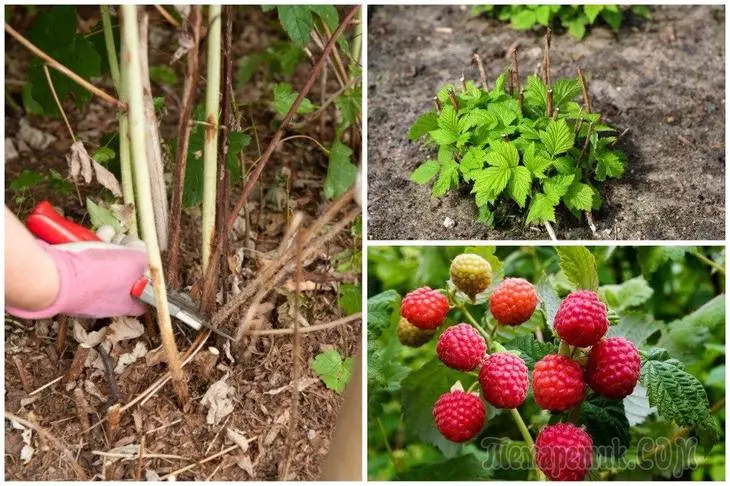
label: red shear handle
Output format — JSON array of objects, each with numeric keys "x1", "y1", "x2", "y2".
[{"x1": 26, "y1": 201, "x2": 101, "y2": 244}]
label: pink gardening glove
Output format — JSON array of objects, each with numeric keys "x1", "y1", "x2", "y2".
[{"x1": 5, "y1": 240, "x2": 148, "y2": 319}]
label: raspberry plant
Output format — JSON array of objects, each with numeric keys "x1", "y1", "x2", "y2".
[
  {"x1": 368, "y1": 246, "x2": 724, "y2": 480},
  {"x1": 407, "y1": 32, "x2": 626, "y2": 236},
  {"x1": 471, "y1": 5, "x2": 652, "y2": 40}
]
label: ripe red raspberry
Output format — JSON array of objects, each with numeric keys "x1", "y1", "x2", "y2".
[
  {"x1": 433, "y1": 390, "x2": 485, "y2": 443},
  {"x1": 535, "y1": 423, "x2": 593, "y2": 481},
  {"x1": 401, "y1": 287, "x2": 450, "y2": 330},
  {"x1": 533, "y1": 354, "x2": 585, "y2": 412},
  {"x1": 489, "y1": 278, "x2": 538, "y2": 326},
  {"x1": 554, "y1": 290, "x2": 608, "y2": 347},
  {"x1": 436, "y1": 324, "x2": 486, "y2": 371},
  {"x1": 479, "y1": 353, "x2": 528, "y2": 408},
  {"x1": 450, "y1": 253, "x2": 492, "y2": 299},
  {"x1": 397, "y1": 317, "x2": 436, "y2": 347},
  {"x1": 587, "y1": 337, "x2": 641, "y2": 399}
]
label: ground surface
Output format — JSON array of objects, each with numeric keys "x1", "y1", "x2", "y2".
[
  {"x1": 5, "y1": 7, "x2": 361, "y2": 481},
  {"x1": 368, "y1": 5, "x2": 725, "y2": 240}
]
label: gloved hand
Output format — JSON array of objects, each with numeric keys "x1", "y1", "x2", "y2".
[{"x1": 5, "y1": 226, "x2": 148, "y2": 319}]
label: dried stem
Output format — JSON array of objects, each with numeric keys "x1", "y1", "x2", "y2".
[
  {"x1": 202, "y1": 5, "x2": 222, "y2": 271},
  {"x1": 511, "y1": 46, "x2": 521, "y2": 96},
  {"x1": 43, "y1": 65, "x2": 75, "y2": 142},
  {"x1": 55, "y1": 316, "x2": 68, "y2": 354},
  {"x1": 242, "y1": 313, "x2": 361, "y2": 336},
  {"x1": 546, "y1": 89, "x2": 554, "y2": 117},
  {"x1": 121, "y1": 4, "x2": 187, "y2": 406},
  {"x1": 544, "y1": 221, "x2": 557, "y2": 241},
  {"x1": 518, "y1": 88, "x2": 525, "y2": 109},
  {"x1": 472, "y1": 53, "x2": 489, "y2": 91},
  {"x1": 167, "y1": 6, "x2": 202, "y2": 286},
  {"x1": 577, "y1": 67, "x2": 592, "y2": 113},
  {"x1": 433, "y1": 96, "x2": 442, "y2": 113},
  {"x1": 226, "y1": 6, "x2": 360, "y2": 231},
  {"x1": 154, "y1": 5, "x2": 180, "y2": 29},
  {"x1": 5, "y1": 23, "x2": 124, "y2": 109},
  {"x1": 585, "y1": 211, "x2": 597, "y2": 234},
  {"x1": 447, "y1": 88, "x2": 459, "y2": 110},
  {"x1": 508, "y1": 69, "x2": 514, "y2": 96},
  {"x1": 543, "y1": 28, "x2": 552, "y2": 88}
]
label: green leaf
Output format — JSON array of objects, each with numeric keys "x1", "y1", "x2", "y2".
[
  {"x1": 608, "y1": 312, "x2": 662, "y2": 347},
  {"x1": 367, "y1": 290, "x2": 400, "y2": 341},
  {"x1": 524, "y1": 75, "x2": 547, "y2": 111},
  {"x1": 236, "y1": 52, "x2": 268, "y2": 85},
  {"x1": 535, "y1": 275, "x2": 561, "y2": 328},
  {"x1": 335, "y1": 87, "x2": 361, "y2": 130},
  {"x1": 429, "y1": 128, "x2": 458, "y2": 145},
  {"x1": 543, "y1": 174, "x2": 574, "y2": 203},
  {"x1": 308, "y1": 5, "x2": 338, "y2": 32},
  {"x1": 583, "y1": 5, "x2": 605, "y2": 23},
  {"x1": 277, "y1": 5, "x2": 313, "y2": 47},
  {"x1": 149, "y1": 65, "x2": 178, "y2": 85},
  {"x1": 580, "y1": 397, "x2": 630, "y2": 458},
  {"x1": 623, "y1": 384, "x2": 657, "y2": 426},
  {"x1": 397, "y1": 448, "x2": 493, "y2": 480},
  {"x1": 565, "y1": 17, "x2": 587, "y2": 39},
  {"x1": 432, "y1": 158, "x2": 459, "y2": 197},
  {"x1": 324, "y1": 141, "x2": 357, "y2": 199},
  {"x1": 410, "y1": 160, "x2": 440, "y2": 185},
  {"x1": 535, "y1": 5, "x2": 553, "y2": 25},
  {"x1": 401, "y1": 359, "x2": 477, "y2": 456},
  {"x1": 601, "y1": 9, "x2": 622, "y2": 31},
  {"x1": 508, "y1": 166, "x2": 531, "y2": 208},
  {"x1": 640, "y1": 359, "x2": 719, "y2": 445},
  {"x1": 492, "y1": 141, "x2": 519, "y2": 167},
  {"x1": 310, "y1": 349, "x2": 353, "y2": 394},
  {"x1": 657, "y1": 295, "x2": 725, "y2": 366},
  {"x1": 599, "y1": 277, "x2": 654, "y2": 312},
  {"x1": 273, "y1": 83, "x2": 315, "y2": 116},
  {"x1": 523, "y1": 143, "x2": 552, "y2": 178},
  {"x1": 86, "y1": 198, "x2": 121, "y2": 232},
  {"x1": 438, "y1": 105, "x2": 460, "y2": 135},
  {"x1": 552, "y1": 78, "x2": 582, "y2": 108},
  {"x1": 338, "y1": 283, "x2": 361, "y2": 315},
  {"x1": 460, "y1": 148, "x2": 486, "y2": 181},
  {"x1": 525, "y1": 193, "x2": 557, "y2": 224},
  {"x1": 92, "y1": 147, "x2": 116, "y2": 164},
  {"x1": 408, "y1": 111, "x2": 439, "y2": 141},
  {"x1": 503, "y1": 335, "x2": 558, "y2": 369},
  {"x1": 596, "y1": 151, "x2": 625, "y2": 180},
  {"x1": 461, "y1": 109, "x2": 497, "y2": 132},
  {"x1": 556, "y1": 246, "x2": 599, "y2": 291},
  {"x1": 9, "y1": 170, "x2": 45, "y2": 192},
  {"x1": 510, "y1": 9, "x2": 537, "y2": 29},
  {"x1": 540, "y1": 119, "x2": 575, "y2": 157},
  {"x1": 563, "y1": 181, "x2": 594, "y2": 211},
  {"x1": 472, "y1": 165, "x2": 511, "y2": 200}
]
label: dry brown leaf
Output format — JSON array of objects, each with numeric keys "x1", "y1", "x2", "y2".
[
  {"x1": 73, "y1": 319, "x2": 106, "y2": 348},
  {"x1": 225, "y1": 427, "x2": 250, "y2": 453},
  {"x1": 67, "y1": 141, "x2": 94, "y2": 183},
  {"x1": 92, "y1": 160, "x2": 122, "y2": 196},
  {"x1": 200, "y1": 374, "x2": 235, "y2": 425},
  {"x1": 106, "y1": 317, "x2": 145, "y2": 344},
  {"x1": 18, "y1": 119, "x2": 56, "y2": 150},
  {"x1": 114, "y1": 341, "x2": 148, "y2": 374}
]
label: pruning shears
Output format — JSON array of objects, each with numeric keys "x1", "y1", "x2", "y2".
[{"x1": 25, "y1": 201, "x2": 233, "y2": 340}]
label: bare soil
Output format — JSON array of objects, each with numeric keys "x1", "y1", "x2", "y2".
[
  {"x1": 5, "y1": 6, "x2": 361, "y2": 481},
  {"x1": 367, "y1": 5, "x2": 725, "y2": 240}
]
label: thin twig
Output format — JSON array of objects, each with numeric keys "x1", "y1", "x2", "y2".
[
  {"x1": 226, "y1": 6, "x2": 360, "y2": 231},
  {"x1": 544, "y1": 221, "x2": 557, "y2": 241},
  {"x1": 5, "y1": 412, "x2": 89, "y2": 480},
  {"x1": 43, "y1": 65, "x2": 76, "y2": 142},
  {"x1": 161, "y1": 443, "x2": 254, "y2": 479},
  {"x1": 471, "y1": 53, "x2": 488, "y2": 91},
  {"x1": 167, "y1": 6, "x2": 202, "y2": 286},
  {"x1": 546, "y1": 89, "x2": 554, "y2": 118},
  {"x1": 447, "y1": 88, "x2": 459, "y2": 110},
  {"x1": 279, "y1": 135, "x2": 331, "y2": 156},
  {"x1": 577, "y1": 67, "x2": 592, "y2": 113},
  {"x1": 5, "y1": 23, "x2": 124, "y2": 109},
  {"x1": 543, "y1": 28, "x2": 552, "y2": 88},
  {"x1": 242, "y1": 313, "x2": 361, "y2": 336},
  {"x1": 511, "y1": 46, "x2": 521, "y2": 96},
  {"x1": 154, "y1": 5, "x2": 180, "y2": 29}
]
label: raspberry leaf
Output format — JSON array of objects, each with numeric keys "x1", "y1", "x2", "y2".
[
  {"x1": 408, "y1": 111, "x2": 439, "y2": 141},
  {"x1": 396, "y1": 447, "x2": 494, "y2": 480},
  {"x1": 556, "y1": 246, "x2": 600, "y2": 291},
  {"x1": 640, "y1": 359, "x2": 720, "y2": 446},
  {"x1": 432, "y1": 159, "x2": 460, "y2": 197},
  {"x1": 367, "y1": 290, "x2": 401, "y2": 341},
  {"x1": 579, "y1": 396, "x2": 630, "y2": 458},
  {"x1": 607, "y1": 312, "x2": 662, "y2": 347},
  {"x1": 410, "y1": 160, "x2": 440, "y2": 185},
  {"x1": 535, "y1": 275, "x2": 561, "y2": 328},
  {"x1": 540, "y1": 119, "x2": 575, "y2": 157},
  {"x1": 503, "y1": 335, "x2": 558, "y2": 369},
  {"x1": 622, "y1": 383, "x2": 657, "y2": 426},
  {"x1": 526, "y1": 193, "x2": 557, "y2": 224},
  {"x1": 599, "y1": 277, "x2": 654, "y2": 311},
  {"x1": 310, "y1": 349, "x2": 353, "y2": 394}
]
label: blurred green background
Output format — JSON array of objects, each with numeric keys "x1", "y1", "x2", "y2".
[{"x1": 367, "y1": 246, "x2": 725, "y2": 481}]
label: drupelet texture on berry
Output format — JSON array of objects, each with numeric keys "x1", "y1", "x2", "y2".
[
  {"x1": 532, "y1": 354, "x2": 585, "y2": 412},
  {"x1": 450, "y1": 253, "x2": 492, "y2": 299},
  {"x1": 489, "y1": 278, "x2": 538, "y2": 326},
  {"x1": 479, "y1": 352, "x2": 529, "y2": 408},
  {"x1": 397, "y1": 317, "x2": 436, "y2": 347},
  {"x1": 433, "y1": 390, "x2": 486, "y2": 443},
  {"x1": 535, "y1": 423, "x2": 593, "y2": 481},
  {"x1": 554, "y1": 290, "x2": 609, "y2": 347},
  {"x1": 401, "y1": 287, "x2": 450, "y2": 330},
  {"x1": 437, "y1": 324, "x2": 487, "y2": 371},
  {"x1": 587, "y1": 337, "x2": 641, "y2": 399}
]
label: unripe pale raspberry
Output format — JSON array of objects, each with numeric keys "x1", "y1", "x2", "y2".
[
  {"x1": 587, "y1": 337, "x2": 641, "y2": 399},
  {"x1": 554, "y1": 290, "x2": 609, "y2": 347},
  {"x1": 489, "y1": 278, "x2": 538, "y2": 326},
  {"x1": 401, "y1": 287, "x2": 450, "y2": 330},
  {"x1": 533, "y1": 354, "x2": 585, "y2": 412},
  {"x1": 433, "y1": 390, "x2": 485, "y2": 443},
  {"x1": 535, "y1": 423, "x2": 593, "y2": 481},
  {"x1": 397, "y1": 317, "x2": 436, "y2": 347},
  {"x1": 437, "y1": 324, "x2": 486, "y2": 371},
  {"x1": 479, "y1": 352, "x2": 529, "y2": 408},
  {"x1": 450, "y1": 253, "x2": 492, "y2": 299}
]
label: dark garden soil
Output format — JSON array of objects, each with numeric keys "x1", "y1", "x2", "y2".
[
  {"x1": 367, "y1": 5, "x2": 725, "y2": 240},
  {"x1": 4, "y1": 7, "x2": 361, "y2": 481}
]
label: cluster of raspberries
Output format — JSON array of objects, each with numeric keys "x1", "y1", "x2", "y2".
[{"x1": 398, "y1": 253, "x2": 642, "y2": 481}]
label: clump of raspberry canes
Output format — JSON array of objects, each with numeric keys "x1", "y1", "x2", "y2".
[
  {"x1": 554, "y1": 290, "x2": 609, "y2": 347},
  {"x1": 532, "y1": 354, "x2": 585, "y2": 412},
  {"x1": 535, "y1": 423, "x2": 593, "y2": 481},
  {"x1": 479, "y1": 353, "x2": 529, "y2": 408},
  {"x1": 587, "y1": 337, "x2": 641, "y2": 399},
  {"x1": 400, "y1": 287, "x2": 450, "y2": 330},
  {"x1": 397, "y1": 317, "x2": 436, "y2": 347},
  {"x1": 436, "y1": 324, "x2": 487, "y2": 371},
  {"x1": 450, "y1": 253, "x2": 492, "y2": 299},
  {"x1": 489, "y1": 278, "x2": 539, "y2": 326},
  {"x1": 433, "y1": 390, "x2": 486, "y2": 443}
]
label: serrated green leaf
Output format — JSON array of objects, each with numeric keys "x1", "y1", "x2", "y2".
[
  {"x1": 596, "y1": 150, "x2": 625, "y2": 180},
  {"x1": 540, "y1": 119, "x2": 575, "y2": 157},
  {"x1": 461, "y1": 109, "x2": 498, "y2": 132},
  {"x1": 410, "y1": 160, "x2": 440, "y2": 185},
  {"x1": 556, "y1": 246, "x2": 599, "y2": 291},
  {"x1": 508, "y1": 166, "x2": 531, "y2": 207},
  {"x1": 544, "y1": 174, "x2": 575, "y2": 203},
  {"x1": 438, "y1": 104, "x2": 460, "y2": 134},
  {"x1": 503, "y1": 335, "x2": 558, "y2": 369},
  {"x1": 9, "y1": 170, "x2": 45, "y2": 192},
  {"x1": 607, "y1": 312, "x2": 662, "y2": 347},
  {"x1": 92, "y1": 147, "x2": 116, "y2": 164},
  {"x1": 565, "y1": 17, "x2": 587, "y2": 39},
  {"x1": 523, "y1": 142, "x2": 552, "y2": 178},
  {"x1": 552, "y1": 78, "x2": 582, "y2": 108},
  {"x1": 526, "y1": 193, "x2": 557, "y2": 224},
  {"x1": 432, "y1": 158, "x2": 459, "y2": 197},
  {"x1": 563, "y1": 181, "x2": 594, "y2": 211},
  {"x1": 583, "y1": 5, "x2": 605, "y2": 23},
  {"x1": 324, "y1": 141, "x2": 357, "y2": 199},
  {"x1": 472, "y1": 165, "x2": 511, "y2": 199},
  {"x1": 367, "y1": 290, "x2": 400, "y2": 341},
  {"x1": 429, "y1": 128, "x2": 458, "y2": 145},
  {"x1": 510, "y1": 9, "x2": 537, "y2": 29},
  {"x1": 408, "y1": 111, "x2": 439, "y2": 141},
  {"x1": 397, "y1": 448, "x2": 494, "y2": 480},
  {"x1": 599, "y1": 277, "x2": 654, "y2": 312},
  {"x1": 277, "y1": 5, "x2": 313, "y2": 47},
  {"x1": 273, "y1": 82, "x2": 315, "y2": 116},
  {"x1": 492, "y1": 141, "x2": 519, "y2": 167},
  {"x1": 86, "y1": 198, "x2": 121, "y2": 232},
  {"x1": 311, "y1": 349, "x2": 353, "y2": 394},
  {"x1": 580, "y1": 396, "x2": 630, "y2": 458},
  {"x1": 460, "y1": 148, "x2": 486, "y2": 181},
  {"x1": 524, "y1": 75, "x2": 547, "y2": 111}
]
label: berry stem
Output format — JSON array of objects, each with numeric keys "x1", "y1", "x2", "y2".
[
  {"x1": 467, "y1": 380, "x2": 480, "y2": 393},
  {"x1": 508, "y1": 409, "x2": 545, "y2": 481},
  {"x1": 456, "y1": 304, "x2": 491, "y2": 342},
  {"x1": 559, "y1": 340, "x2": 572, "y2": 357},
  {"x1": 690, "y1": 250, "x2": 726, "y2": 275}
]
